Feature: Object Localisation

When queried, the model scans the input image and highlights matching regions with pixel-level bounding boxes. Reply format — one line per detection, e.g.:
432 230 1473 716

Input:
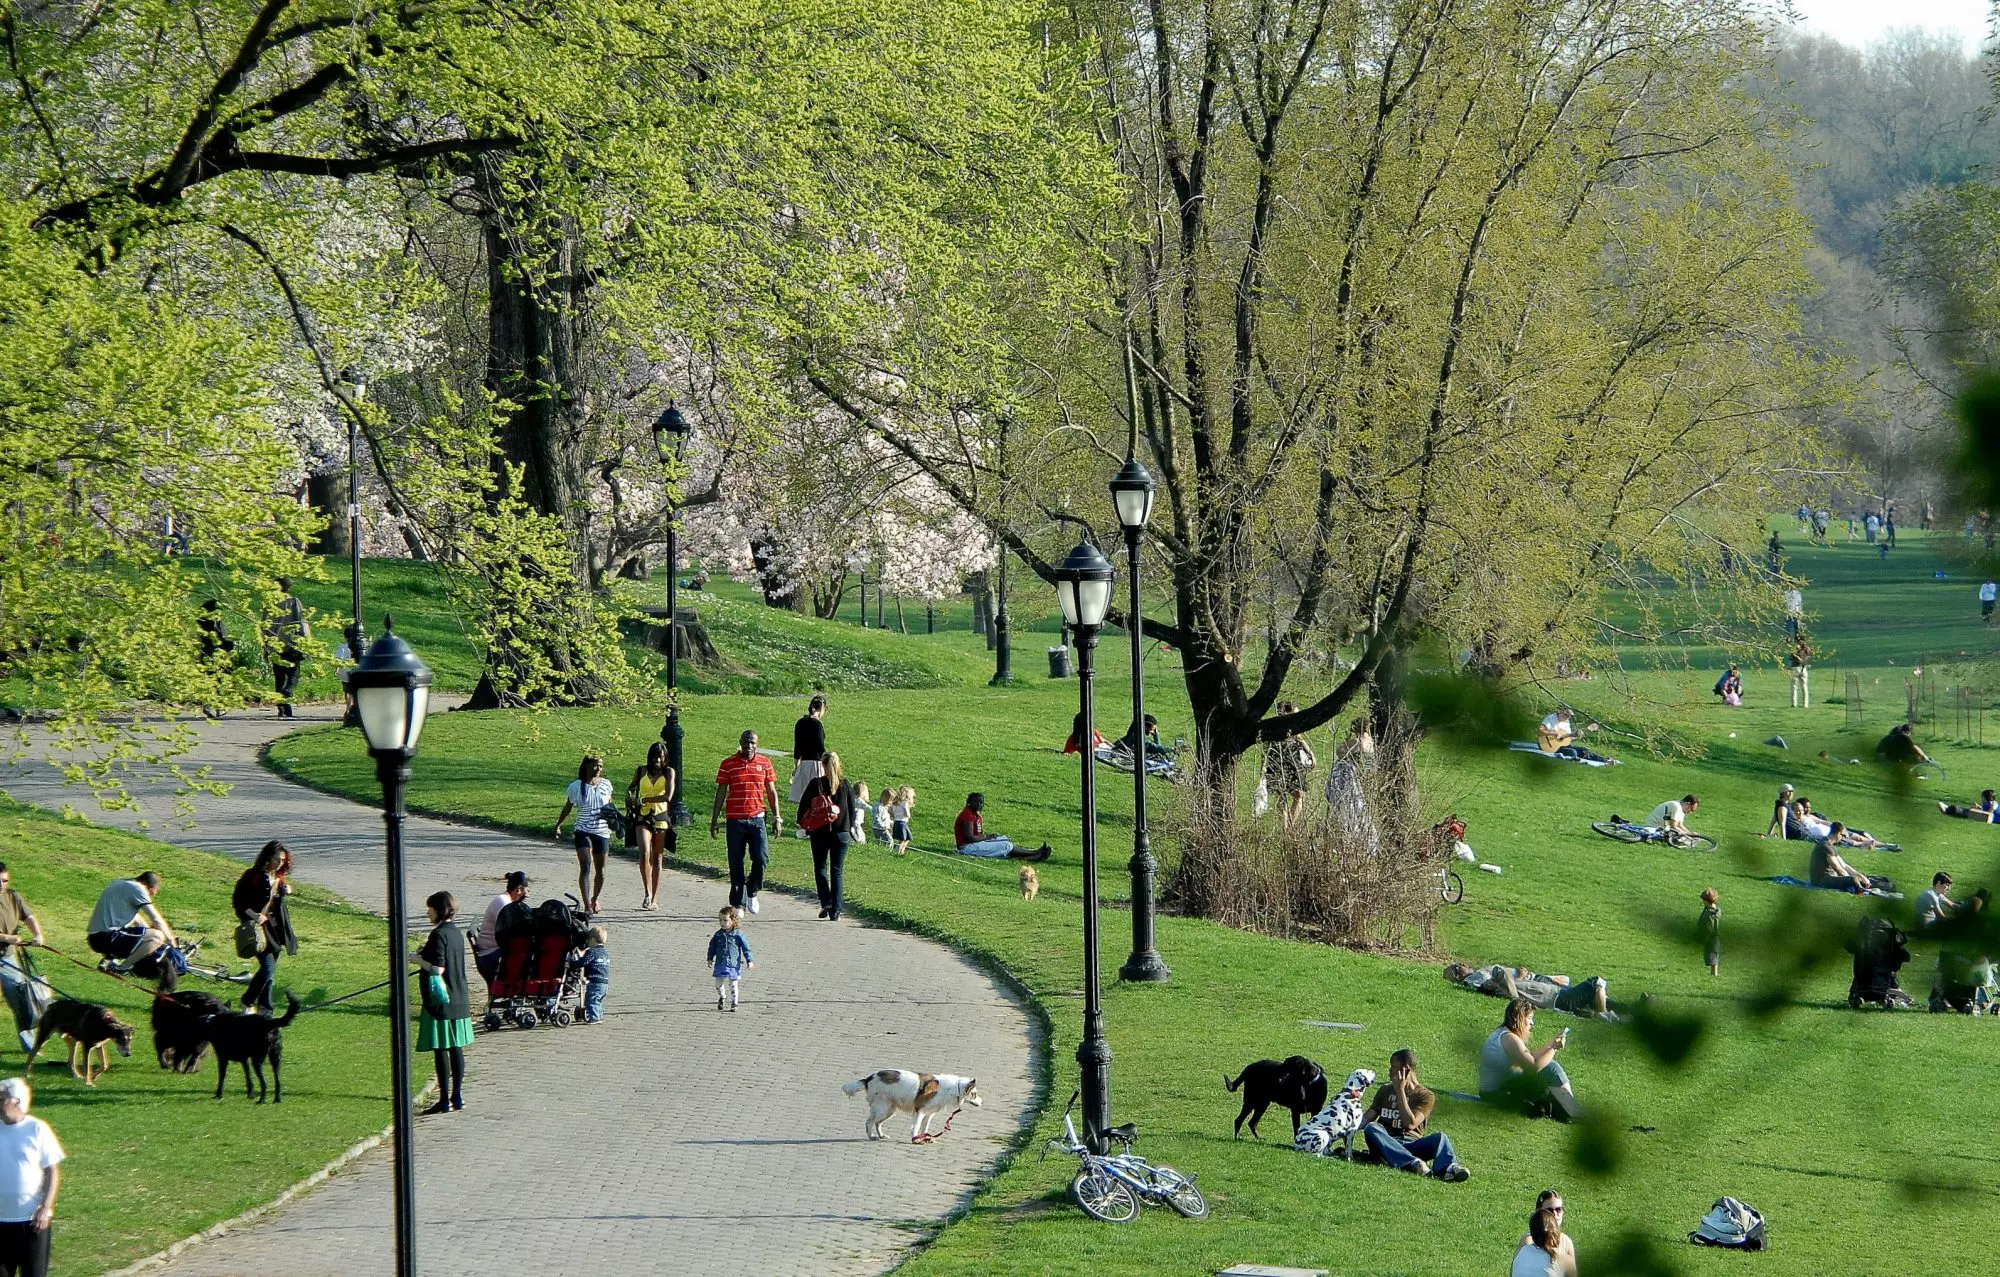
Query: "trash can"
1047 645 1072 679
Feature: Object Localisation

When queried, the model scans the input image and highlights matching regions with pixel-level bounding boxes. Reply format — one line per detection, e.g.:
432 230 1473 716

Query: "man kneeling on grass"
1361 1049 1469 1183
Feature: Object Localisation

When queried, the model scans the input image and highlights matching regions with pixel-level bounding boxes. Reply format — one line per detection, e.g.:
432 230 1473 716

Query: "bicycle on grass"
1590 817 1717 853
1040 1091 1208 1222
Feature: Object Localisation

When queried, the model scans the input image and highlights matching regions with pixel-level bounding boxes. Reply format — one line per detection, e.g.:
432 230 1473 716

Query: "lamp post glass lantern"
1055 539 1116 1151
348 617 431 1277
652 404 694 825
1110 459 1169 983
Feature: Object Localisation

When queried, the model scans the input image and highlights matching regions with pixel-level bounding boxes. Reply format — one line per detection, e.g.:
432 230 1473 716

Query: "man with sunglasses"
1516 1189 1577 1276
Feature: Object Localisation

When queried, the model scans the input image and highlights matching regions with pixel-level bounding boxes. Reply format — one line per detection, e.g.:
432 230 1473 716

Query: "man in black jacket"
789 695 828 804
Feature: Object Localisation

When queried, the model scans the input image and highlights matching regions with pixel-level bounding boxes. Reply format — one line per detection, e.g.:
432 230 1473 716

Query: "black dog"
26 999 135 1086
152 967 229 1074
1225 1055 1327 1139
204 994 299 1103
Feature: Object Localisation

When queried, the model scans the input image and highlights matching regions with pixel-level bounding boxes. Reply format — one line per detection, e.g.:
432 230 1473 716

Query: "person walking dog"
232 842 297 1013
0 869 45 1054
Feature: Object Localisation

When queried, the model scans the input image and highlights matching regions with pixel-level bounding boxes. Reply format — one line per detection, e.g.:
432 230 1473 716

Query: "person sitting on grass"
1062 712 1106 756
1443 963 1629 1020
1359 1049 1470 1183
1536 707 1577 754
1511 1205 1571 1277
1644 794 1702 844
1116 713 1170 759
952 793 1051 861
1763 784 1797 837
1877 722 1937 771
1479 997 1580 1120
1938 790 1998 823
1914 872 1958 931
1713 666 1743 706
1809 826 1879 893
1515 1191 1577 1277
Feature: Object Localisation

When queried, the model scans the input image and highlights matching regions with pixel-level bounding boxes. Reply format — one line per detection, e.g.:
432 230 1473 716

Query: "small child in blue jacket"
579 925 611 1023
706 906 754 1012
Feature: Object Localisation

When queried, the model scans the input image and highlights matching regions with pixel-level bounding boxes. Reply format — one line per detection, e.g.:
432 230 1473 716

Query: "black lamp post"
339 367 370 729
1110 457 1170 983
652 404 694 825
347 617 432 1277
1055 538 1117 1151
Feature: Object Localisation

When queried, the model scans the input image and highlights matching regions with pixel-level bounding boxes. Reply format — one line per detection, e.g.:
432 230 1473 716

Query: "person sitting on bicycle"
1809 826 1876 893
1646 794 1701 843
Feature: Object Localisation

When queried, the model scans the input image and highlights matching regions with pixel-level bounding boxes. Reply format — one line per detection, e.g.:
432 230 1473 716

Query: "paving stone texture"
4 707 1033 1276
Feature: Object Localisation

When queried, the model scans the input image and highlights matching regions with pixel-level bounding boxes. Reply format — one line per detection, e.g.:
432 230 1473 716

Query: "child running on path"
707 907 753 1012
1698 888 1721 976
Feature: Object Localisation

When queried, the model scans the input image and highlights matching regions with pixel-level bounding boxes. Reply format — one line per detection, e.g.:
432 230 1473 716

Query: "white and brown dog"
843 1069 982 1143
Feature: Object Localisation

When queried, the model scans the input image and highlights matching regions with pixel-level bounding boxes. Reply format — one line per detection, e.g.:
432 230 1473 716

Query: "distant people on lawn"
0 1078 60 1277
85 872 174 972
711 731 782 914
1443 963 1628 1020
1699 888 1721 976
1808 827 1881 894
1262 702 1316 828
1712 666 1742 706
1915 873 1958 931
789 695 828 803
264 577 310 718
554 755 616 914
1982 579 1997 623
414 891 473 1115
1876 722 1936 772
626 742 677 912
1478 997 1580 1120
475 871 531 988
0 867 44 1054
1937 791 1997 823
232 841 297 1014
952 793 1049 860
1788 633 1812 708
1360 1049 1469 1183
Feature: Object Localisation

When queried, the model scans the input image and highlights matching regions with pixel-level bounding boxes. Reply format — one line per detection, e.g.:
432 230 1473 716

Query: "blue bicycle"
1040 1092 1208 1222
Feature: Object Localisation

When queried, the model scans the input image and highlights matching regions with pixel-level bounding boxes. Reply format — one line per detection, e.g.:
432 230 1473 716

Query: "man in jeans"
711 730 782 914
1360 1049 1469 1182
0 1078 61 1277
0 869 45 1054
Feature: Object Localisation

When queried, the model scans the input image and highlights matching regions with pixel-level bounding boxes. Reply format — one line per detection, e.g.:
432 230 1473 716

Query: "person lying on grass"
1479 998 1580 1121
1809 828 1879 893
1937 790 1998 823
1443 963 1629 1020
1359 1049 1470 1183
1789 797 1890 849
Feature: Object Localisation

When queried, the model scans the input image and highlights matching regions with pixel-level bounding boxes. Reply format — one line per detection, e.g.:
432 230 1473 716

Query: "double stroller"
484 897 591 1030
1847 915 1916 1010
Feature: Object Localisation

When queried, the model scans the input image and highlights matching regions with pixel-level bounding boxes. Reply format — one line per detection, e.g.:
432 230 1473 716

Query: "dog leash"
30 942 395 1014
910 1106 963 1145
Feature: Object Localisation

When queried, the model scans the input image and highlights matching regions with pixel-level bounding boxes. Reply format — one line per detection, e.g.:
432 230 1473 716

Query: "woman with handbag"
626 743 677 912
413 891 473 1114
232 841 297 1013
798 751 857 922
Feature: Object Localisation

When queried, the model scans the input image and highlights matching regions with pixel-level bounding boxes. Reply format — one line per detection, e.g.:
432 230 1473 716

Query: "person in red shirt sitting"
710 730 783 913
1062 712 1106 755
953 793 1050 861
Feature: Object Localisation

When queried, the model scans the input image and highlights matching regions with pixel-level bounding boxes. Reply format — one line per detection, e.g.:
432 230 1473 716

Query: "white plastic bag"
1252 777 1270 817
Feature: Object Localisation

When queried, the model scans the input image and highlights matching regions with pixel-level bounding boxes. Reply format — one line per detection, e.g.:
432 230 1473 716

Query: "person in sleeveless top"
1479 998 1578 1120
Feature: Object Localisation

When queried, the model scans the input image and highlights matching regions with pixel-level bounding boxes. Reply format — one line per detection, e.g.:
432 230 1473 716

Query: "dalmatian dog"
1293 1068 1375 1158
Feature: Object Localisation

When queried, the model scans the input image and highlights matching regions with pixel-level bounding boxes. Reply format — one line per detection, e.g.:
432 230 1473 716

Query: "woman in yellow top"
627 742 678 911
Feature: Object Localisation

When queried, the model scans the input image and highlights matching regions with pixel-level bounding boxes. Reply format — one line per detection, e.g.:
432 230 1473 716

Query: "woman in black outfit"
801 751 858 921
233 840 298 1012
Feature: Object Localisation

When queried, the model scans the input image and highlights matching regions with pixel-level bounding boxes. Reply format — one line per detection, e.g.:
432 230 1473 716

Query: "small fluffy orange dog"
1019 866 1039 900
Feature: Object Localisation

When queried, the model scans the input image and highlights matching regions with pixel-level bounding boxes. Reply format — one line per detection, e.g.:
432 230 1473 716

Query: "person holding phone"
1479 998 1581 1120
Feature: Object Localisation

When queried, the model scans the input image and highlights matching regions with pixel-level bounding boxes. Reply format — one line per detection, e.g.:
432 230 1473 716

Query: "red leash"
910 1105 963 1145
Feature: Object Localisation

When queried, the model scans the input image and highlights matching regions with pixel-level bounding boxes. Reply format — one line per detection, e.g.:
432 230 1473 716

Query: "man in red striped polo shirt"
710 729 783 913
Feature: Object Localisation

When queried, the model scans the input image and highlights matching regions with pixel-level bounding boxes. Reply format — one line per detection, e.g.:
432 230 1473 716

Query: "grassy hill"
266 527 2000 1275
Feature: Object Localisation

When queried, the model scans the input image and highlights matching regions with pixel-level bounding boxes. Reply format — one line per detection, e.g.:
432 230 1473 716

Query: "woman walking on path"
232 841 297 1013
706 907 753 1011
556 756 616 913
627 743 677 911
800 752 857 921
414 891 473 1113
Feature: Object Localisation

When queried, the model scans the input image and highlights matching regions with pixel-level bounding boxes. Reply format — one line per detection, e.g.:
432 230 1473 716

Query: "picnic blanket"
1508 741 1619 767
1770 875 1904 899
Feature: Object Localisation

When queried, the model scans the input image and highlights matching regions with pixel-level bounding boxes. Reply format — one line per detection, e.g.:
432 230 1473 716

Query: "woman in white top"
1509 1205 1568 1277
1516 1191 1578 1276
555 755 616 913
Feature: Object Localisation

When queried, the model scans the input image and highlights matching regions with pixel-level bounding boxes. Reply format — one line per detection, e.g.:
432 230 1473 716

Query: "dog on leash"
26 999 136 1086
1019 866 1039 900
1294 1068 1377 1157
1225 1055 1328 1139
843 1069 982 1143
152 966 229 1073
203 994 299 1103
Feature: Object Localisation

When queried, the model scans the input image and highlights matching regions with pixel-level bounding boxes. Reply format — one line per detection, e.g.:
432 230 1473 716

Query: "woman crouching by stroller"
413 891 473 1114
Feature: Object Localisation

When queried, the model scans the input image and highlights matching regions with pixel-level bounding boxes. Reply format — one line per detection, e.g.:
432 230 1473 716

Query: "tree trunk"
926 602 936 634
895 595 906 634
306 470 350 558
858 571 868 627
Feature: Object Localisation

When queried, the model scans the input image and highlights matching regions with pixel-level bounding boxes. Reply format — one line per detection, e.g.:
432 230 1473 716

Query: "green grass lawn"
0 801 397 1276
267 522 2000 1276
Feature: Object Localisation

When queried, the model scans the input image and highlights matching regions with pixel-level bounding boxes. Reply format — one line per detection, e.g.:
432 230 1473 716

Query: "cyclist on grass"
1647 794 1702 846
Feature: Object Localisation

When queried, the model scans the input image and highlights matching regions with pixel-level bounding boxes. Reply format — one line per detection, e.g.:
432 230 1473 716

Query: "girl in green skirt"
414 890 473 1114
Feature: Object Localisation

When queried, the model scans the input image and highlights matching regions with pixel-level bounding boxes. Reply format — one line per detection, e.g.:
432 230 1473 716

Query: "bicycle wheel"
1439 871 1464 904
1591 821 1646 844
1071 1167 1140 1223
1670 834 1718 853
1151 1167 1210 1219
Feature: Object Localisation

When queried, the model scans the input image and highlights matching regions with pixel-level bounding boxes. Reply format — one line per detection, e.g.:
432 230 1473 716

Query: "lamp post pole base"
662 706 694 827
1118 951 1171 983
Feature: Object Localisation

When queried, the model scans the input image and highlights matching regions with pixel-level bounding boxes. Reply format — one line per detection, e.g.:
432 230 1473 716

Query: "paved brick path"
4 708 1033 1276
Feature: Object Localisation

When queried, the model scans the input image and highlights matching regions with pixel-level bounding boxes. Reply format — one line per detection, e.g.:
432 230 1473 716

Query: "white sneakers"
746 895 761 915
18 1030 32 1053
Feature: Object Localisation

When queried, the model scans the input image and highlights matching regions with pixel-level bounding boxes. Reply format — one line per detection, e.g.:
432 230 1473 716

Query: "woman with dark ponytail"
413 891 473 1114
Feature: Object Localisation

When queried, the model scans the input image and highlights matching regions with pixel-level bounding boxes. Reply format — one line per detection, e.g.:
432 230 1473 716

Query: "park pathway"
4 707 1033 1277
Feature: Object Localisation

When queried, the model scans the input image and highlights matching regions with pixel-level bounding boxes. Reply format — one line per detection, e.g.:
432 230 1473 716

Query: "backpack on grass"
1690 1196 1766 1250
